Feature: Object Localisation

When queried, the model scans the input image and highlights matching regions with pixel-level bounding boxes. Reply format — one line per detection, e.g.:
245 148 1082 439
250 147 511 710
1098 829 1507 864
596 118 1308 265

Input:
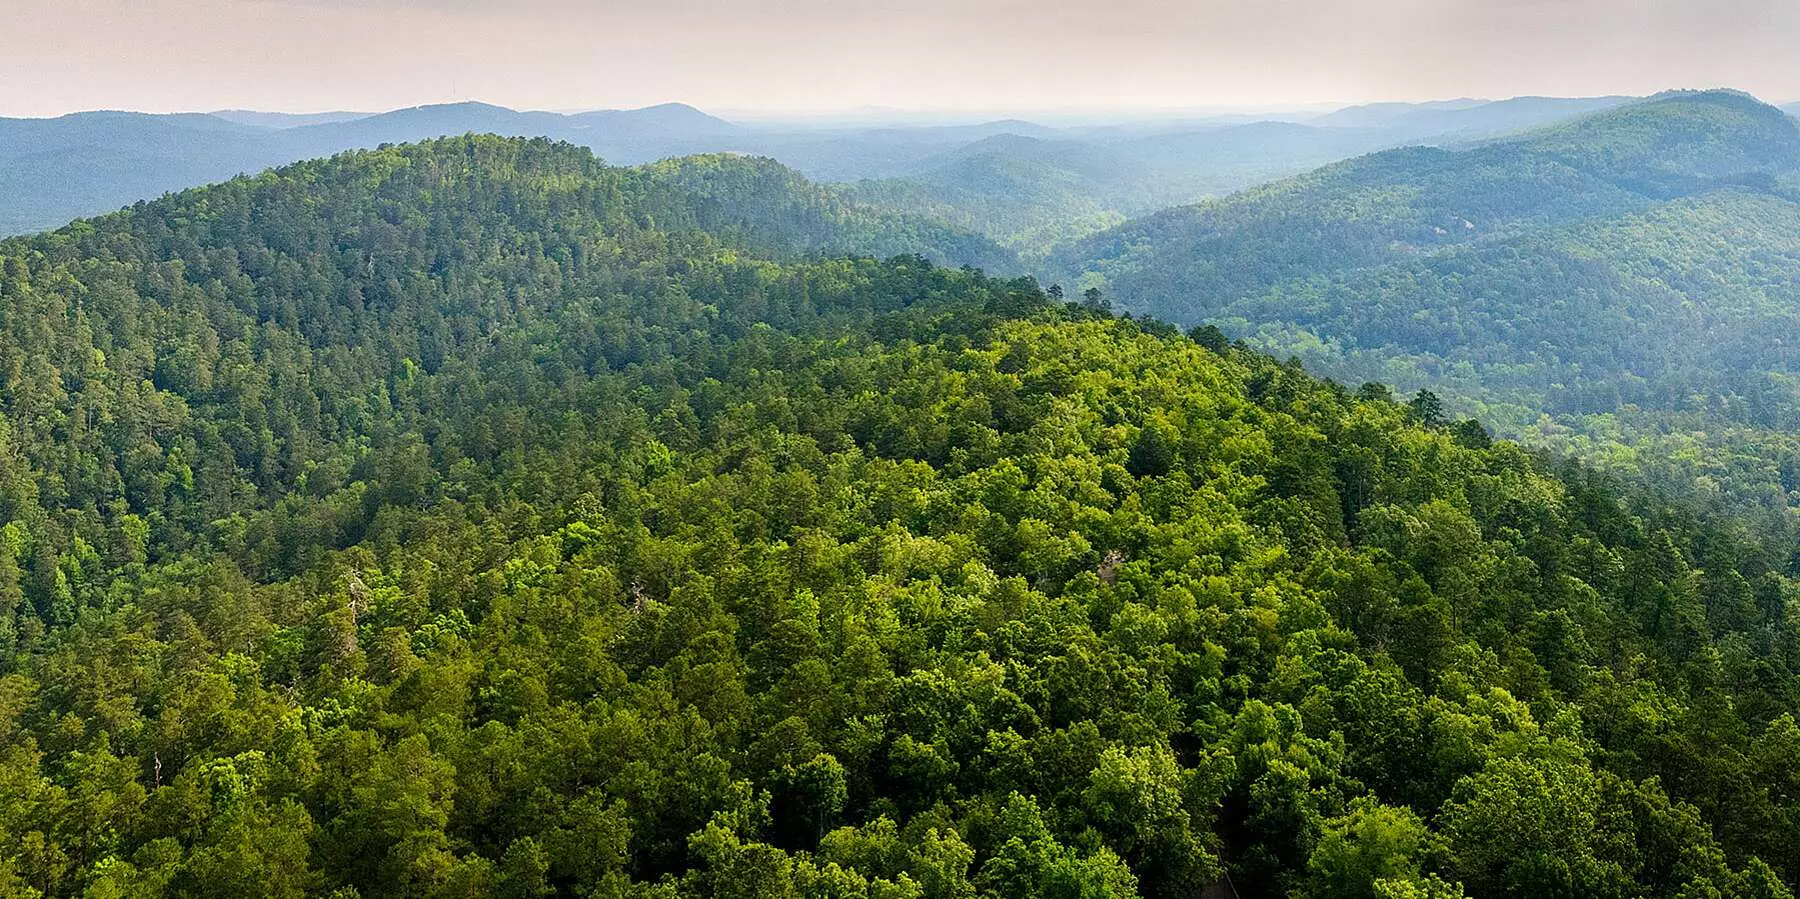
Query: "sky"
5 0 1800 117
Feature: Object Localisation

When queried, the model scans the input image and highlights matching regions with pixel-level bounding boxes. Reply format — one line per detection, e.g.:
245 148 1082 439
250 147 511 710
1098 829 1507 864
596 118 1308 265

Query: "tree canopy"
0 135 1797 898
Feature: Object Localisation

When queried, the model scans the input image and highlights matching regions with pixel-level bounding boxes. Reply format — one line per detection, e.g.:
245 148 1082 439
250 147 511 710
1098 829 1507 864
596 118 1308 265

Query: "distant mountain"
209 109 372 128
1511 89 1800 194
274 101 592 160
844 123 1412 251
568 102 742 137
1056 88 1800 510
839 99 1649 252
0 111 279 234
0 93 1665 243
1355 95 1636 141
721 121 1072 183
1119 120 1402 192
0 100 1080 236
0 92 1734 252
844 136 1141 250
1306 96 1638 145
1311 98 1488 128
1060 90 1800 316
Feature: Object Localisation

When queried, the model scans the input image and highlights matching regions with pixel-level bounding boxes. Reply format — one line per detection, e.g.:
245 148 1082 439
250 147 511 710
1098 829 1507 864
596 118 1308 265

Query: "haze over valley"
0 92 1664 239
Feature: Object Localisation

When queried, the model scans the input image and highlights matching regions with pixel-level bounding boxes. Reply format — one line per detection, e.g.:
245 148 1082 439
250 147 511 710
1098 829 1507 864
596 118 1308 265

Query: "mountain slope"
0 111 279 234
1511 89 1800 194
567 101 742 137
844 123 1411 252
637 152 1018 270
1056 143 1651 308
2 136 1800 898
1056 89 1800 513
1058 91 1800 315
844 135 1142 249
1220 188 1800 416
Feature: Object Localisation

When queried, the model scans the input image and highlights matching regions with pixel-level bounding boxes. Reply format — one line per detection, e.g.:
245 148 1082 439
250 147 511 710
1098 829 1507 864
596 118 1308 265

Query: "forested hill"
1511 90 1800 195
1052 90 1800 515
1056 90 1800 316
4 135 1800 899
631 153 1017 271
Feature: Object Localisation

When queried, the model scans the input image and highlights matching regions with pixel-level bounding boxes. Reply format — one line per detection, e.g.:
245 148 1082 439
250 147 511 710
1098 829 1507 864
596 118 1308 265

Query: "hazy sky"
5 0 1800 116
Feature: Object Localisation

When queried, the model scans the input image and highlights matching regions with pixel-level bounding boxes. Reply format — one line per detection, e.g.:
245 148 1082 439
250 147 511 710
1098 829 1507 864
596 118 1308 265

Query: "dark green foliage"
0 135 1797 899
1188 324 1230 354
1125 426 1176 479
1406 392 1446 428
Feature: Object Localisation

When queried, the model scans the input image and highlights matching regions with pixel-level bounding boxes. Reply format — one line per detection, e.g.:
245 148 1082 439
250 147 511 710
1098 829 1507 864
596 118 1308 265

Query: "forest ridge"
0 130 1798 899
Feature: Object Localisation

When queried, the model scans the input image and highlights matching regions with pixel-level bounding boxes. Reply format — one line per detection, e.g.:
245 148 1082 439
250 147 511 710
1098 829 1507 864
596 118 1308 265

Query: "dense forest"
1056 90 1800 517
1 135 1800 898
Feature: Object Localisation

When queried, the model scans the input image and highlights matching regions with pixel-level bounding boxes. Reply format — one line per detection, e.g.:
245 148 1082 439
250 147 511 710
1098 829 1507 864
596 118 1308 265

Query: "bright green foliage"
1304 798 1442 899
0 136 1796 899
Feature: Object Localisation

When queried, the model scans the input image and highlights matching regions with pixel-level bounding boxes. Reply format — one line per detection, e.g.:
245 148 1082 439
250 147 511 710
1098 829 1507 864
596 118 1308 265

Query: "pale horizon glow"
4 0 1800 118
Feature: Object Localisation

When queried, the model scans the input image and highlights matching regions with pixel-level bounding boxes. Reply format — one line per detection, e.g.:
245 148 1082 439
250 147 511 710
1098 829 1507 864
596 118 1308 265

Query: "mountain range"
0 94 1672 239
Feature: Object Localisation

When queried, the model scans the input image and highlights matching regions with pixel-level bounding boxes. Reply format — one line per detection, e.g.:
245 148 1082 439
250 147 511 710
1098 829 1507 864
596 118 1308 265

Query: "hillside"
833 95 1646 254
843 124 1409 252
634 153 1018 271
1511 90 1800 194
844 136 1143 250
1 135 1800 898
1059 91 1800 308
0 112 278 235
1055 143 1652 307
1054 89 1800 513
1216 186 1800 424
